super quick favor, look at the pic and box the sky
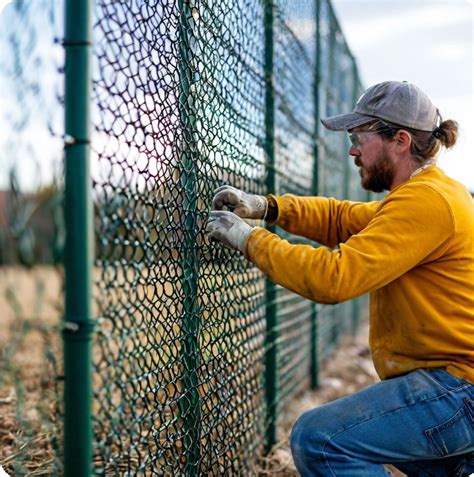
[331,0,474,191]
[0,0,472,192]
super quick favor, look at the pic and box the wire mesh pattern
[1,0,365,474]
[271,0,317,424]
[90,0,364,474]
[91,0,268,474]
[316,0,367,366]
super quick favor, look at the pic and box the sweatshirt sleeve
[245,184,454,304]
[267,194,380,247]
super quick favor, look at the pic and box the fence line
[0,0,366,475]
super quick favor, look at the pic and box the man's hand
[212,185,268,219]
[206,210,255,252]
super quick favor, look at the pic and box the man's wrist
[236,222,255,252]
[247,194,268,220]
[264,194,279,223]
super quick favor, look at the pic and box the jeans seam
[323,386,471,452]
[424,429,445,457]
[305,375,473,474]
[420,369,472,393]
[321,437,340,477]
[321,435,392,476]
[424,399,473,457]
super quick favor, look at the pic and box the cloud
[337,3,472,50]
[0,0,13,15]
[432,93,474,191]
[332,0,474,191]
[434,44,471,61]
[285,18,316,42]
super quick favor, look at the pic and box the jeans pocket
[424,397,474,457]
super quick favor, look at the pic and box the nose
[349,145,360,157]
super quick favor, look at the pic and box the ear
[394,130,412,152]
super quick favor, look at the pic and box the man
[206,81,473,476]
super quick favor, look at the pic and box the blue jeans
[290,368,474,476]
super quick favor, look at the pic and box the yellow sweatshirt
[244,166,474,382]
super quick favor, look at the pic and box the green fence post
[327,5,342,349]
[351,61,361,336]
[263,0,278,453]
[310,0,322,390]
[63,0,94,474]
[178,1,201,474]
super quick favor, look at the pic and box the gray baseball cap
[321,81,440,132]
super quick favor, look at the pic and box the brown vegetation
[1,267,405,475]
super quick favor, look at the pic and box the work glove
[212,185,268,220]
[206,210,255,252]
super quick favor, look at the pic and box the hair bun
[437,120,458,149]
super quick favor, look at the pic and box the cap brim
[320,112,375,131]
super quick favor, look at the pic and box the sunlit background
[1,0,472,191]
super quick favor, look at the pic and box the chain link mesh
[317,0,367,364]
[271,0,316,422]
[91,1,268,474]
[1,0,365,474]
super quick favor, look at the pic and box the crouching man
[207,81,474,476]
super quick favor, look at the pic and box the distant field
[0,266,63,475]
[0,265,266,475]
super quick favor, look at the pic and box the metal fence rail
[0,0,365,475]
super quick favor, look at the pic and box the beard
[356,145,395,193]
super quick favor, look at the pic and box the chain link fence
[1,0,365,475]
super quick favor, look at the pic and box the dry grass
[0,266,63,475]
[1,266,405,476]
[256,321,406,477]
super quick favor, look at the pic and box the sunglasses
[348,121,394,149]
[348,131,382,148]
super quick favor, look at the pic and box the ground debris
[256,321,407,476]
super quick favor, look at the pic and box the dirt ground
[0,266,62,476]
[1,267,407,476]
[257,321,406,477]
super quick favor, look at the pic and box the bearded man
[207,81,473,476]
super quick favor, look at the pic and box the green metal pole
[350,60,360,336]
[63,0,94,474]
[343,136,350,200]
[327,6,341,349]
[177,1,201,474]
[346,59,361,202]
[310,0,322,390]
[263,0,278,453]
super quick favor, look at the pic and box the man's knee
[290,408,329,466]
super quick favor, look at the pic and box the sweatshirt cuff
[265,194,279,225]
[243,227,272,261]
